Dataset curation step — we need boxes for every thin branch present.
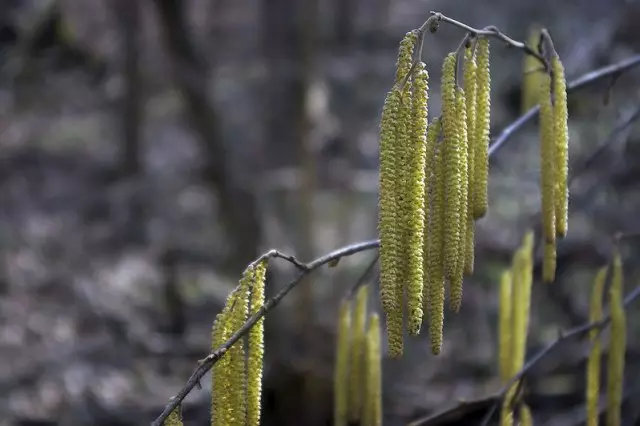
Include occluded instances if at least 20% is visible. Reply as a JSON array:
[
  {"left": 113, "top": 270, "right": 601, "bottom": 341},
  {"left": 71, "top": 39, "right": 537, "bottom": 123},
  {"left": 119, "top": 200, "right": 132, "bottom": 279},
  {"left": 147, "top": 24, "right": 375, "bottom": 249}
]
[
  {"left": 151, "top": 239, "right": 379, "bottom": 425},
  {"left": 489, "top": 53, "right": 640, "bottom": 158}
]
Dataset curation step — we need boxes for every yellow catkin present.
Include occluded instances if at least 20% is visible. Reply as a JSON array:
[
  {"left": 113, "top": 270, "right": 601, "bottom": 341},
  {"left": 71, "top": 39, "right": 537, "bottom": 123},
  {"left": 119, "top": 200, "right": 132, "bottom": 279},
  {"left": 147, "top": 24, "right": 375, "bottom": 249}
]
[
  {"left": 542, "top": 241, "right": 556, "bottom": 283},
  {"left": 228, "top": 279, "right": 250, "bottom": 426},
  {"left": 362, "top": 313, "right": 382, "bottom": 426},
  {"left": 165, "top": 405, "right": 183, "bottom": 426},
  {"left": 378, "top": 87, "right": 404, "bottom": 358},
  {"left": 519, "top": 403, "right": 534, "bottom": 426},
  {"left": 334, "top": 299, "right": 352, "bottom": 426},
  {"left": 395, "top": 31, "right": 418, "bottom": 313},
  {"left": 473, "top": 37, "right": 491, "bottom": 219},
  {"left": 500, "top": 391, "right": 515, "bottom": 426},
  {"left": 422, "top": 118, "right": 442, "bottom": 315},
  {"left": 247, "top": 261, "right": 267, "bottom": 426},
  {"left": 521, "top": 26, "right": 543, "bottom": 113},
  {"left": 463, "top": 46, "right": 477, "bottom": 276},
  {"left": 586, "top": 266, "right": 608, "bottom": 426},
  {"left": 211, "top": 293, "right": 234, "bottom": 426},
  {"left": 407, "top": 61, "right": 429, "bottom": 335},
  {"left": 607, "top": 252, "right": 625, "bottom": 426},
  {"left": 551, "top": 53, "right": 569, "bottom": 238},
  {"left": 539, "top": 71, "right": 556, "bottom": 244},
  {"left": 449, "top": 86, "right": 469, "bottom": 313},
  {"left": 348, "top": 285, "right": 368, "bottom": 422},
  {"left": 512, "top": 231, "right": 534, "bottom": 374},
  {"left": 441, "top": 53, "right": 463, "bottom": 284},
  {"left": 498, "top": 270, "right": 513, "bottom": 383},
  {"left": 428, "top": 141, "right": 446, "bottom": 355}
]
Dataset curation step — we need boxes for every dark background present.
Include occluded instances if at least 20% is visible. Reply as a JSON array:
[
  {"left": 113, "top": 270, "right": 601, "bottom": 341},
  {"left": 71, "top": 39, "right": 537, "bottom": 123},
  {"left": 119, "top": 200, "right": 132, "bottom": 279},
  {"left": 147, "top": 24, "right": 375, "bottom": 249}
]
[{"left": 0, "top": 0, "right": 639, "bottom": 425}]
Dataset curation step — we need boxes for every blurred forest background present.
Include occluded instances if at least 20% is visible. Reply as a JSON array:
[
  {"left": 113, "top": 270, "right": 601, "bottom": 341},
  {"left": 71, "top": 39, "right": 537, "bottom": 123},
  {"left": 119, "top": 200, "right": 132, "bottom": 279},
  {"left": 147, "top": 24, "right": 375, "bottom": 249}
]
[{"left": 1, "top": 0, "right": 639, "bottom": 425}]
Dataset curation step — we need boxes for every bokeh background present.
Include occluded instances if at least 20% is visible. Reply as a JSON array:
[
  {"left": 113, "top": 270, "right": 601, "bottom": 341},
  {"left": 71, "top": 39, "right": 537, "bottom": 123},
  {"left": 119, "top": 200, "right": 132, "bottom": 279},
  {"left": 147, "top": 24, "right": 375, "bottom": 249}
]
[{"left": 1, "top": 0, "right": 639, "bottom": 425}]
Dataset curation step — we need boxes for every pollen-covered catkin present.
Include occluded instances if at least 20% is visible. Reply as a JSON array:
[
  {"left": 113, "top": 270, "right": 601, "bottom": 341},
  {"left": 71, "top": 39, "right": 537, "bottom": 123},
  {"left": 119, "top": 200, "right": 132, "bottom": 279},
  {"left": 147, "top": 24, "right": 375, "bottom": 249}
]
[
  {"left": 586, "top": 266, "right": 607, "bottom": 426},
  {"left": 449, "top": 86, "right": 469, "bottom": 313},
  {"left": 551, "top": 53, "right": 569, "bottom": 238},
  {"left": 521, "top": 26, "right": 543, "bottom": 113},
  {"left": 247, "top": 261, "right": 267, "bottom": 426},
  {"left": 473, "top": 37, "right": 491, "bottom": 219},
  {"left": 407, "top": 62, "right": 429, "bottom": 335},
  {"left": 165, "top": 405, "right": 183, "bottom": 426},
  {"left": 378, "top": 87, "right": 404, "bottom": 358},
  {"left": 441, "top": 53, "right": 463, "bottom": 284},
  {"left": 543, "top": 240, "right": 556, "bottom": 283},
  {"left": 427, "top": 141, "right": 446, "bottom": 355},
  {"left": 607, "top": 252, "right": 626, "bottom": 426},
  {"left": 498, "top": 270, "right": 513, "bottom": 383},
  {"left": 512, "top": 231, "right": 533, "bottom": 374},
  {"left": 423, "top": 118, "right": 442, "bottom": 315},
  {"left": 519, "top": 404, "right": 533, "bottom": 426},
  {"left": 348, "top": 285, "right": 368, "bottom": 422},
  {"left": 211, "top": 293, "right": 234, "bottom": 426},
  {"left": 362, "top": 313, "right": 382, "bottom": 426},
  {"left": 228, "top": 280, "right": 250, "bottom": 426},
  {"left": 334, "top": 299, "right": 351, "bottom": 426},
  {"left": 539, "top": 71, "right": 556, "bottom": 244},
  {"left": 463, "top": 46, "right": 477, "bottom": 276}
]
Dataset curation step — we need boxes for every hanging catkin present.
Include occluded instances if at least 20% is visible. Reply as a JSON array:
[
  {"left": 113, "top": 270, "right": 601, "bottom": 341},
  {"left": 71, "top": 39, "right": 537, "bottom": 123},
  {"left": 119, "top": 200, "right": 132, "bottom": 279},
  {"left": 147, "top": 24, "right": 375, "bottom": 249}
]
[
  {"left": 247, "top": 261, "right": 267, "bottom": 426},
  {"left": 586, "top": 266, "right": 607, "bottom": 426},
  {"left": 228, "top": 281, "right": 249, "bottom": 426},
  {"left": 428, "top": 139, "right": 446, "bottom": 355},
  {"left": 362, "top": 313, "right": 382, "bottom": 426},
  {"left": 450, "top": 85, "right": 469, "bottom": 313},
  {"left": 498, "top": 270, "right": 513, "bottom": 383},
  {"left": 551, "top": 53, "right": 569, "bottom": 238},
  {"left": 441, "top": 53, "right": 463, "bottom": 284},
  {"left": 348, "top": 285, "right": 368, "bottom": 422},
  {"left": 378, "top": 87, "right": 404, "bottom": 358},
  {"left": 607, "top": 252, "right": 626, "bottom": 426},
  {"left": 473, "top": 37, "right": 491, "bottom": 219},
  {"left": 407, "top": 61, "right": 429, "bottom": 335},
  {"left": 539, "top": 71, "right": 556, "bottom": 244},
  {"left": 334, "top": 299, "right": 351, "bottom": 426},
  {"left": 463, "top": 45, "right": 478, "bottom": 276}
]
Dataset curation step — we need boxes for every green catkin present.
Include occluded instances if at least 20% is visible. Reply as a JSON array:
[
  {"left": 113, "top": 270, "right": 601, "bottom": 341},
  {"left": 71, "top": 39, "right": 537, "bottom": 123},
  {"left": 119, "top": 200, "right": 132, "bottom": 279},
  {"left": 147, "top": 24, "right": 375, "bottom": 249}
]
[
  {"left": 473, "top": 37, "right": 491, "bottom": 219},
  {"left": 539, "top": 71, "right": 556, "bottom": 244},
  {"left": 607, "top": 252, "right": 625, "bottom": 426},
  {"left": 542, "top": 240, "right": 556, "bottom": 283},
  {"left": 211, "top": 293, "right": 234, "bottom": 426},
  {"left": 407, "top": 61, "right": 429, "bottom": 335},
  {"left": 428, "top": 141, "right": 446, "bottom": 355},
  {"left": 450, "top": 85, "right": 469, "bottom": 312},
  {"left": 378, "top": 87, "right": 404, "bottom": 358},
  {"left": 395, "top": 31, "right": 418, "bottom": 315},
  {"left": 441, "top": 53, "right": 463, "bottom": 284},
  {"left": 247, "top": 261, "right": 267, "bottom": 426},
  {"left": 334, "top": 300, "right": 351, "bottom": 426},
  {"left": 463, "top": 46, "right": 478, "bottom": 276},
  {"left": 498, "top": 270, "right": 513, "bottom": 383},
  {"left": 348, "top": 285, "right": 368, "bottom": 422},
  {"left": 551, "top": 53, "right": 569, "bottom": 238},
  {"left": 586, "top": 266, "right": 607, "bottom": 426},
  {"left": 229, "top": 280, "right": 250, "bottom": 426},
  {"left": 362, "top": 313, "right": 382, "bottom": 426},
  {"left": 519, "top": 404, "right": 533, "bottom": 426},
  {"left": 512, "top": 231, "right": 533, "bottom": 374},
  {"left": 423, "top": 118, "right": 442, "bottom": 316}
]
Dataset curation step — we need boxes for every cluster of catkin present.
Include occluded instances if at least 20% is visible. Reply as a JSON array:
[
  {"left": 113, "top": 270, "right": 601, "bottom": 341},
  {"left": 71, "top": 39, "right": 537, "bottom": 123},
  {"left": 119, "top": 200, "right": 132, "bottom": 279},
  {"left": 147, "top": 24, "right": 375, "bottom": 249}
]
[
  {"left": 538, "top": 46, "right": 569, "bottom": 283},
  {"left": 498, "top": 231, "right": 534, "bottom": 426},
  {"left": 334, "top": 285, "right": 382, "bottom": 426},
  {"left": 378, "top": 31, "right": 492, "bottom": 357},
  {"left": 586, "top": 251, "right": 626, "bottom": 426},
  {"left": 210, "top": 260, "right": 268, "bottom": 426}
]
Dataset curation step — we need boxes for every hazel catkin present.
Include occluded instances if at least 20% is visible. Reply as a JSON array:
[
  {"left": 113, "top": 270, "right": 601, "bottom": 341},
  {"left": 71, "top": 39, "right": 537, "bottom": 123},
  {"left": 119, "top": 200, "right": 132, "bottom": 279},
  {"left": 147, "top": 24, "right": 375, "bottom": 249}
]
[
  {"left": 247, "top": 261, "right": 267, "bottom": 426},
  {"left": 473, "top": 37, "right": 491, "bottom": 219},
  {"left": 407, "top": 62, "right": 429, "bottom": 335},
  {"left": 607, "top": 252, "right": 626, "bottom": 426},
  {"left": 551, "top": 53, "right": 569, "bottom": 238},
  {"left": 423, "top": 118, "right": 442, "bottom": 316},
  {"left": 363, "top": 313, "right": 382, "bottom": 426},
  {"left": 441, "top": 53, "right": 463, "bottom": 285},
  {"left": 463, "top": 46, "right": 478, "bottom": 276},
  {"left": 539, "top": 71, "right": 556, "bottom": 244},
  {"left": 334, "top": 299, "right": 351, "bottom": 426},
  {"left": 348, "top": 285, "right": 368, "bottom": 422},
  {"left": 586, "top": 266, "right": 607, "bottom": 426}
]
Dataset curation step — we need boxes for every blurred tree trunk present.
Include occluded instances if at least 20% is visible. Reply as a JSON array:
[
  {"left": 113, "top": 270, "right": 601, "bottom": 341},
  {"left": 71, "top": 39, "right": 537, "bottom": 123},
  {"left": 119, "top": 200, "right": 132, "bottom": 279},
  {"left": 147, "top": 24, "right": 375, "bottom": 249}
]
[
  {"left": 334, "top": 0, "right": 356, "bottom": 46},
  {"left": 151, "top": 0, "right": 261, "bottom": 273},
  {"left": 113, "top": 0, "right": 147, "bottom": 246}
]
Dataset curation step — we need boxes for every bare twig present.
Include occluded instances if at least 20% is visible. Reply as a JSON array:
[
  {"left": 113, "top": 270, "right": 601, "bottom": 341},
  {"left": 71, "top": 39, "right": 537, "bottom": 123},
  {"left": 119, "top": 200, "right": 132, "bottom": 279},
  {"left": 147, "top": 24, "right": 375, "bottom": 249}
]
[
  {"left": 489, "top": 54, "right": 640, "bottom": 158},
  {"left": 151, "top": 239, "right": 379, "bottom": 425}
]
